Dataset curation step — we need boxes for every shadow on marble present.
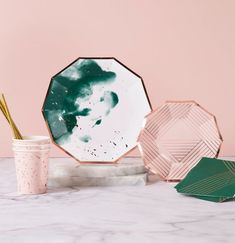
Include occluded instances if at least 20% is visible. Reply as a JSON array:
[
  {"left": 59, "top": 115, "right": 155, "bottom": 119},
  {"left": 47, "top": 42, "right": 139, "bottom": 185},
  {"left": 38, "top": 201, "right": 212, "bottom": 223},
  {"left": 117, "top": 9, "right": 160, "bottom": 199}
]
[{"left": 147, "top": 174, "right": 163, "bottom": 185}]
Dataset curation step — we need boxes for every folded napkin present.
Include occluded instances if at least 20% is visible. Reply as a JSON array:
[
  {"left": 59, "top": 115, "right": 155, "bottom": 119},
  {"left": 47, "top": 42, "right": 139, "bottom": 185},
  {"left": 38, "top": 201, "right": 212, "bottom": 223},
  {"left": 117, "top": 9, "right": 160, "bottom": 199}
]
[{"left": 175, "top": 157, "right": 235, "bottom": 202}]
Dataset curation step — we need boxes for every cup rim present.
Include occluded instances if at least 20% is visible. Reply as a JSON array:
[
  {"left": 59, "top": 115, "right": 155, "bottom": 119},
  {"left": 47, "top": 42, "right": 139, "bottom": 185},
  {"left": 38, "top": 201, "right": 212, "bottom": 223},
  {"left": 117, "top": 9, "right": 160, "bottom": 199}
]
[
  {"left": 13, "top": 148, "right": 50, "bottom": 152},
  {"left": 12, "top": 144, "right": 50, "bottom": 147},
  {"left": 13, "top": 136, "right": 50, "bottom": 142}
]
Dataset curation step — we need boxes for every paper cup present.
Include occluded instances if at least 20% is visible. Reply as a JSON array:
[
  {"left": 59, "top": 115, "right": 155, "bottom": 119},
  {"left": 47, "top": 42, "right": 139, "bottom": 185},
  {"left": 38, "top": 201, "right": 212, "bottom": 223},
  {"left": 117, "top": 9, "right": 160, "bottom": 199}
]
[{"left": 13, "top": 136, "right": 50, "bottom": 195}]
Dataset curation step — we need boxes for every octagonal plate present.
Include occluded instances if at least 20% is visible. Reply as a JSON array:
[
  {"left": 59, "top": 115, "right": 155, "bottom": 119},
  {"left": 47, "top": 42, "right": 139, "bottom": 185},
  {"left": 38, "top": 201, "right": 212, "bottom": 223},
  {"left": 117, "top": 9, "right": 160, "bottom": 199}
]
[
  {"left": 138, "top": 101, "right": 223, "bottom": 181},
  {"left": 42, "top": 57, "right": 151, "bottom": 163}
]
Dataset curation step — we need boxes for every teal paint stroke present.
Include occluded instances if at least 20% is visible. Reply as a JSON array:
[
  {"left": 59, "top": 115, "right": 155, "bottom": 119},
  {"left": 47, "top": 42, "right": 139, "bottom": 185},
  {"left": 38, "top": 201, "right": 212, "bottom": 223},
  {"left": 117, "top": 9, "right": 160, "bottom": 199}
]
[
  {"left": 79, "top": 135, "right": 92, "bottom": 143},
  {"left": 43, "top": 59, "right": 119, "bottom": 144}
]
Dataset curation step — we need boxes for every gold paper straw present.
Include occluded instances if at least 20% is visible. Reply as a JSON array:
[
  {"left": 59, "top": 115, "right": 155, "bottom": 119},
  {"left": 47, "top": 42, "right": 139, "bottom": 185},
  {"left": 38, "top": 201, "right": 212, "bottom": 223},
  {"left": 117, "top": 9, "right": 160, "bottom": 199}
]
[
  {"left": 0, "top": 98, "right": 22, "bottom": 139},
  {"left": 0, "top": 94, "right": 23, "bottom": 139},
  {"left": 0, "top": 101, "right": 21, "bottom": 138}
]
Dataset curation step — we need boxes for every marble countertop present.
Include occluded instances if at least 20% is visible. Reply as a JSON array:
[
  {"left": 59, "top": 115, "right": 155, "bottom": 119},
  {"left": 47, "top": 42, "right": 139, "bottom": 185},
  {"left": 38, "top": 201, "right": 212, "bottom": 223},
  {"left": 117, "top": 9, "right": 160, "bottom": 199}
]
[{"left": 1, "top": 157, "right": 235, "bottom": 243}]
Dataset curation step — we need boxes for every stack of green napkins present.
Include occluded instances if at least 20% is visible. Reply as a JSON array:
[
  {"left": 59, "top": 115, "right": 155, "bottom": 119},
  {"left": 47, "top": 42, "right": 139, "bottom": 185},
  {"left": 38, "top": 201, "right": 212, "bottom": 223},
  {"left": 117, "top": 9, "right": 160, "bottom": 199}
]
[{"left": 175, "top": 157, "right": 235, "bottom": 202}]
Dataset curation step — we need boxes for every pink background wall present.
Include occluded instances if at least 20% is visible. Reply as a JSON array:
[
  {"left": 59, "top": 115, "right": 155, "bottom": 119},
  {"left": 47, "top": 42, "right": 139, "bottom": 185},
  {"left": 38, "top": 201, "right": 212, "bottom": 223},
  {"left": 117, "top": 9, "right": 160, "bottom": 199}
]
[{"left": 0, "top": 0, "right": 235, "bottom": 157}]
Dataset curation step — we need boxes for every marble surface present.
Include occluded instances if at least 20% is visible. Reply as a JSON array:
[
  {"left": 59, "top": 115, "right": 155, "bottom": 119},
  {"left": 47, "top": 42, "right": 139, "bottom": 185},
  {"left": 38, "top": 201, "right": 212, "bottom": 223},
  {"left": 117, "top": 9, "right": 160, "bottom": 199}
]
[{"left": 1, "top": 157, "right": 235, "bottom": 243}]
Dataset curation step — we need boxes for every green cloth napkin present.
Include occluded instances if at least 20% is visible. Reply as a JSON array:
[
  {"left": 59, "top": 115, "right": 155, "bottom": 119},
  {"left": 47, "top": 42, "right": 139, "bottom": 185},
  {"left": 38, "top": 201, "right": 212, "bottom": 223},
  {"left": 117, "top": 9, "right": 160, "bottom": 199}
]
[{"left": 175, "top": 157, "right": 235, "bottom": 202}]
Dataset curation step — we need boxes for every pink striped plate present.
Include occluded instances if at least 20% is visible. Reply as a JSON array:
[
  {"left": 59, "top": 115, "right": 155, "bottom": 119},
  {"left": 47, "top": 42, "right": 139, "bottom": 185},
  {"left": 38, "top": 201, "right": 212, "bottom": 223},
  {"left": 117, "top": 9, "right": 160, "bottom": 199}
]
[{"left": 138, "top": 101, "right": 223, "bottom": 181}]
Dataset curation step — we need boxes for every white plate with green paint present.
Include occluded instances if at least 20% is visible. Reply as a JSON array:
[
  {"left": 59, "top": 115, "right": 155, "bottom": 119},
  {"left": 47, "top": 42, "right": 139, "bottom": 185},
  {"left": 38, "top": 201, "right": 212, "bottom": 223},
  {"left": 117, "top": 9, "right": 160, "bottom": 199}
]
[{"left": 42, "top": 57, "right": 151, "bottom": 163}]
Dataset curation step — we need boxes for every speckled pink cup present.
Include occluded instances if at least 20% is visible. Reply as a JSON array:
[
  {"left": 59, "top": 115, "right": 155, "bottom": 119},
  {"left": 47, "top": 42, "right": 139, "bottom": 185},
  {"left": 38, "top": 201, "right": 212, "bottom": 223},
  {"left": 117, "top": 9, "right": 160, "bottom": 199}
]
[{"left": 13, "top": 136, "right": 50, "bottom": 195}]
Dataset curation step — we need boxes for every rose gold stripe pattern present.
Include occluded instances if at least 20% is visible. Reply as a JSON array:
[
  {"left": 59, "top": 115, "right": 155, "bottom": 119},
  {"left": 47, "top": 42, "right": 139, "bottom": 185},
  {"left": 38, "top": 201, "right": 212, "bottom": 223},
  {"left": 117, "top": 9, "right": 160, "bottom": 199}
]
[{"left": 138, "top": 101, "right": 223, "bottom": 181}]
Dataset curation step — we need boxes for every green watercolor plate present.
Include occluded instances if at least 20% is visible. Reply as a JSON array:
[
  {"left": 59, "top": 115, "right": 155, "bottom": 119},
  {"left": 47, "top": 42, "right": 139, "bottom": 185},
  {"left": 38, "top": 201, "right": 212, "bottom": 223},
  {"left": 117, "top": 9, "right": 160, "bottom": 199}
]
[{"left": 42, "top": 57, "right": 151, "bottom": 163}]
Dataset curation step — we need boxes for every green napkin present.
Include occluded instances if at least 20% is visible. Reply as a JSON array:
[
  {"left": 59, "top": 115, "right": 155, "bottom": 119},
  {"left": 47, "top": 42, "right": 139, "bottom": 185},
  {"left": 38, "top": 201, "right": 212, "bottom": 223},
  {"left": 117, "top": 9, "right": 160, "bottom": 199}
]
[{"left": 175, "top": 157, "right": 235, "bottom": 202}]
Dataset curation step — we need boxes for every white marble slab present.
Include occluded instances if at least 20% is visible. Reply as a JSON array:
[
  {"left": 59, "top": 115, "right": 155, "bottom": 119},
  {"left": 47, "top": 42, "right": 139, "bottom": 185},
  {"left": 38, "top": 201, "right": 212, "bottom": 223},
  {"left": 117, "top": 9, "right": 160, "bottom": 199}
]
[
  {"left": 49, "top": 157, "right": 147, "bottom": 187},
  {"left": 49, "top": 157, "right": 146, "bottom": 178},
  {"left": 49, "top": 173, "right": 147, "bottom": 187},
  {"left": 1, "top": 157, "right": 235, "bottom": 243}
]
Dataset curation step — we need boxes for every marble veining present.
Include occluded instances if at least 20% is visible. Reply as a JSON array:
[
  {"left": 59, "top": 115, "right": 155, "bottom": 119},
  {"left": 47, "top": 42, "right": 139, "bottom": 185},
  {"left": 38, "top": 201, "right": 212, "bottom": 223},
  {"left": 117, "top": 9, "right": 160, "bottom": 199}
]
[{"left": 0, "top": 157, "right": 235, "bottom": 243}]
